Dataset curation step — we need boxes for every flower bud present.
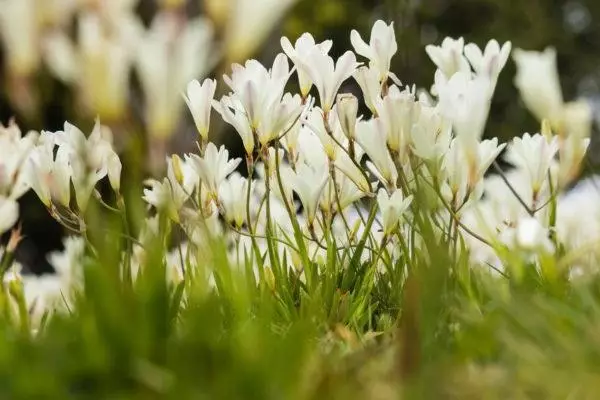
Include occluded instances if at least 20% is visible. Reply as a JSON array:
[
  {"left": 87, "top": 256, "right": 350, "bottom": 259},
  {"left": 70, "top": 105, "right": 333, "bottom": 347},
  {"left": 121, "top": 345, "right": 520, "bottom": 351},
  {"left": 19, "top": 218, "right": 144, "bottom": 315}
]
[
  {"left": 541, "top": 119, "right": 553, "bottom": 139},
  {"left": 171, "top": 155, "right": 184, "bottom": 186},
  {"left": 7, "top": 225, "right": 23, "bottom": 253},
  {"left": 336, "top": 93, "right": 358, "bottom": 140}
]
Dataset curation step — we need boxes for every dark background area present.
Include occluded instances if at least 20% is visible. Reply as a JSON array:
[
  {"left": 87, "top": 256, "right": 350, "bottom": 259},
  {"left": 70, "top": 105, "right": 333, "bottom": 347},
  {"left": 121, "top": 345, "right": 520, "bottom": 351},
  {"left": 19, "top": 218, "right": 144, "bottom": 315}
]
[{"left": 1, "top": 0, "right": 599, "bottom": 273}]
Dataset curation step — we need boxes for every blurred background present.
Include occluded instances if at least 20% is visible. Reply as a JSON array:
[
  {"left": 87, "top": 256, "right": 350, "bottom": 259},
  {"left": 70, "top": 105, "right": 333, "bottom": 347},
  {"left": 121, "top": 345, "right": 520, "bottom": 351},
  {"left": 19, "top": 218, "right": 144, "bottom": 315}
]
[{"left": 1, "top": 0, "right": 599, "bottom": 273}]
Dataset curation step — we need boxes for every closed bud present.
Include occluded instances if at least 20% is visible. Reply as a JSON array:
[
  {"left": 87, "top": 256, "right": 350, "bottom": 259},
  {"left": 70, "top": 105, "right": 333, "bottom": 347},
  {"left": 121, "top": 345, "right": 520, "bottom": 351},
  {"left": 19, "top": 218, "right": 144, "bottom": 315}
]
[
  {"left": 541, "top": 119, "right": 553, "bottom": 139},
  {"left": 7, "top": 225, "right": 23, "bottom": 253},
  {"left": 171, "top": 155, "right": 184, "bottom": 186},
  {"left": 336, "top": 93, "right": 358, "bottom": 140}
]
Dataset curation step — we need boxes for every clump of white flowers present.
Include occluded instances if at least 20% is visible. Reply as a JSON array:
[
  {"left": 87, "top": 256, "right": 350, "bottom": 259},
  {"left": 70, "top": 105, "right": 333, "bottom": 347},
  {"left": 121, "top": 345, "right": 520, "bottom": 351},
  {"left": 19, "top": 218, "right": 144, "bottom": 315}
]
[{"left": 0, "top": 19, "right": 597, "bottom": 332}]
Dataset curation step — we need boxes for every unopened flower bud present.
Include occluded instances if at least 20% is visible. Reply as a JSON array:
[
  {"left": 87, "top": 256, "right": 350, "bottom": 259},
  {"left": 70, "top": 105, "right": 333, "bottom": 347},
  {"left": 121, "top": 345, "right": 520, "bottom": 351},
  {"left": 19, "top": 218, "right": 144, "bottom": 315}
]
[
  {"left": 541, "top": 119, "right": 553, "bottom": 139},
  {"left": 7, "top": 225, "right": 23, "bottom": 253},
  {"left": 336, "top": 93, "right": 358, "bottom": 140},
  {"left": 171, "top": 155, "right": 184, "bottom": 186}
]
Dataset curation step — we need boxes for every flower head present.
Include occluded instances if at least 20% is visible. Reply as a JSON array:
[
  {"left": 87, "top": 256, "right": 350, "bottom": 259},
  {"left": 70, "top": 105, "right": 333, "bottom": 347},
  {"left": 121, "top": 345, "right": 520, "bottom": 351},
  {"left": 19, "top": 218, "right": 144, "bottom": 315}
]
[
  {"left": 281, "top": 33, "right": 332, "bottom": 97},
  {"left": 377, "top": 188, "right": 412, "bottom": 235},
  {"left": 184, "top": 78, "right": 217, "bottom": 140},
  {"left": 513, "top": 47, "right": 563, "bottom": 125},
  {"left": 350, "top": 20, "right": 397, "bottom": 81},
  {"left": 188, "top": 143, "right": 241, "bottom": 200},
  {"left": 296, "top": 49, "right": 359, "bottom": 112}
]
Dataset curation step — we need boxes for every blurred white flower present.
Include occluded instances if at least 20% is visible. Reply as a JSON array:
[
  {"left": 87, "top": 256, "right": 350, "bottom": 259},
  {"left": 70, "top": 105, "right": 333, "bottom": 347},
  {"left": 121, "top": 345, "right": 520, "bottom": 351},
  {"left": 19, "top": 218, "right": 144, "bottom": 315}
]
[
  {"left": 44, "top": 11, "right": 141, "bottom": 120},
  {"left": 0, "top": 0, "right": 39, "bottom": 77},
  {"left": 136, "top": 13, "right": 215, "bottom": 138},
  {"left": 513, "top": 47, "right": 563, "bottom": 125},
  {"left": 436, "top": 71, "right": 493, "bottom": 149},
  {"left": 425, "top": 37, "right": 470, "bottom": 80},
  {"left": 377, "top": 188, "right": 412, "bottom": 236},
  {"left": 224, "top": 0, "right": 297, "bottom": 63},
  {"left": 557, "top": 135, "right": 590, "bottom": 188},
  {"left": 281, "top": 33, "right": 333, "bottom": 97},
  {"left": 184, "top": 78, "right": 217, "bottom": 141},
  {"left": 350, "top": 20, "right": 397, "bottom": 82},
  {"left": 515, "top": 216, "right": 553, "bottom": 252},
  {"left": 464, "top": 39, "right": 512, "bottom": 89},
  {"left": 563, "top": 100, "right": 592, "bottom": 139}
]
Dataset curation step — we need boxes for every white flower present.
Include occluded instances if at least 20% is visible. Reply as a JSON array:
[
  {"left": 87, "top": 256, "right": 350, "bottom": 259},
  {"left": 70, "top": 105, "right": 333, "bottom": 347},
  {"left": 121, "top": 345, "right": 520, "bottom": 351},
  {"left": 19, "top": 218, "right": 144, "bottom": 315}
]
[
  {"left": 515, "top": 216, "right": 553, "bottom": 251},
  {"left": 443, "top": 138, "right": 505, "bottom": 205},
  {"left": 296, "top": 49, "right": 359, "bottom": 112},
  {"left": 436, "top": 71, "right": 493, "bottom": 156},
  {"left": 224, "top": 54, "right": 302, "bottom": 145},
  {"left": 223, "top": 0, "right": 297, "bottom": 62},
  {"left": 142, "top": 179, "right": 184, "bottom": 223},
  {"left": 188, "top": 143, "right": 241, "bottom": 200},
  {"left": 425, "top": 37, "right": 470, "bottom": 79},
  {"left": 213, "top": 95, "right": 255, "bottom": 155},
  {"left": 184, "top": 78, "right": 217, "bottom": 140},
  {"left": 219, "top": 172, "right": 248, "bottom": 228},
  {"left": 334, "top": 150, "right": 371, "bottom": 194},
  {"left": 25, "top": 140, "right": 71, "bottom": 208},
  {"left": 48, "top": 235, "right": 86, "bottom": 289},
  {"left": 258, "top": 92, "right": 304, "bottom": 146},
  {"left": 320, "top": 171, "right": 366, "bottom": 214},
  {"left": 288, "top": 162, "right": 329, "bottom": 226},
  {"left": 356, "top": 118, "right": 397, "bottom": 189},
  {"left": 0, "top": 0, "right": 39, "bottom": 77},
  {"left": 336, "top": 93, "right": 359, "bottom": 140},
  {"left": 505, "top": 133, "right": 559, "bottom": 195},
  {"left": 513, "top": 47, "right": 563, "bottom": 124},
  {"left": 281, "top": 33, "right": 333, "bottom": 97},
  {"left": 350, "top": 20, "right": 397, "bottom": 81},
  {"left": 136, "top": 13, "right": 215, "bottom": 138},
  {"left": 557, "top": 135, "right": 590, "bottom": 188},
  {"left": 223, "top": 54, "right": 288, "bottom": 128},
  {"left": 464, "top": 39, "right": 512, "bottom": 89},
  {"left": 0, "top": 120, "right": 38, "bottom": 199},
  {"left": 52, "top": 121, "right": 120, "bottom": 211},
  {"left": 563, "top": 100, "right": 592, "bottom": 139},
  {"left": 353, "top": 66, "right": 381, "bottom": 115},
  {"left": 0, "top": 196, "right": 18, "bottom": 235},
  {"left": 410, "top": 105, "right": 452, "bottom": 162},
  {"left": 304, "top": 106, "right": 346, "bottom": 160},
  {"left": 44, "top": 11, "right": 141, "bottom": 119},
  {"left": 377, "top": 188, "right": 412, "bottom": 235},
  {"left": 375, "top": 85, "right": 420, "bottom": 155}
]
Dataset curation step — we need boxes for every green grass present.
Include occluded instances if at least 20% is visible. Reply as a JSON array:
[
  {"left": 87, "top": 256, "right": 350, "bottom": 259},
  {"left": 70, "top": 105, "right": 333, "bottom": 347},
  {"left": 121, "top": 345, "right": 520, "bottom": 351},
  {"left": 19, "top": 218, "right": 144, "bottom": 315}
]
[{"left": 1, "top": 181, "right": 599, "bottom": 400}]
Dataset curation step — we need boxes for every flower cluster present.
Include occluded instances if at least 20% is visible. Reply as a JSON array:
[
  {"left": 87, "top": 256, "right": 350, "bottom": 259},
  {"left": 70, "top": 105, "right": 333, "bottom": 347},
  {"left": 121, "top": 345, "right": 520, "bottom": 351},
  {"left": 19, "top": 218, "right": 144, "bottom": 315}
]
[{"left": 0, "top": 20, "right": 597, "bottom": 331}]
